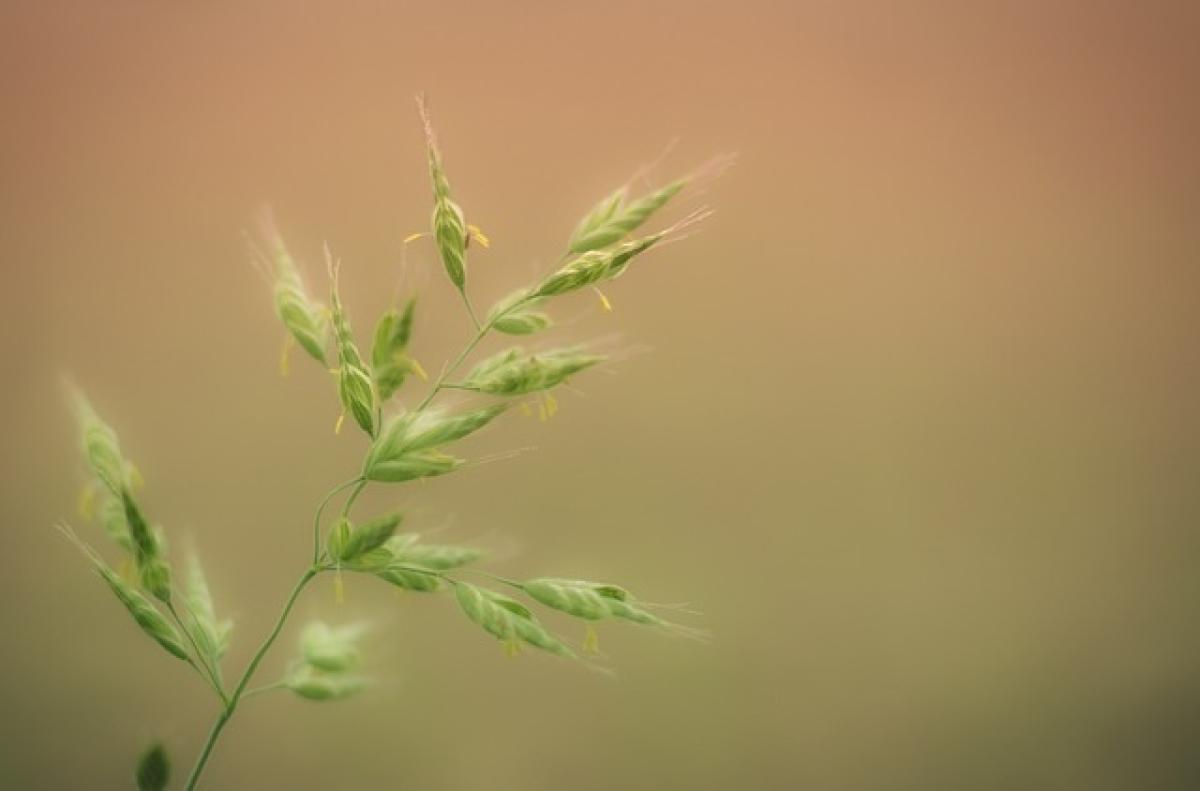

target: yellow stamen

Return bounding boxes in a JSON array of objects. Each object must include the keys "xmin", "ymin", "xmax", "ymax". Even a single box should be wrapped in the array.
[
  {"xmin": 334, "ymin": 570, "xmax": 345, "ymax": 604},
  {"xmin": 410, "ymin": 357, "xmax": 429, "ymax": 381},
  {"xmin": 77, "ymin": 483, "xmax": 96, "ymax": 521},
  {"xmin": 119, "ymin": 556, "xmax": 136, "ymax": 584},
  {"xmin": 467, "ymin": 225, "xmax": 490, "ymax": 248},
  {"xmin": 519, "ymin": 402, "xmax": 533, "ymax": 418},
  {"xmin": 538, "ymin": 402, "xmax": 548, "ymax": 422},
  {"xmin": 594, "ymin": 287, "xmax": 612, "ymax": 312},
  {"xmin": 279, "ymin": 335, "xmax": 294, "ymax": 377},
  {"xmin": 544, "ymin": 392, "xmax": 558, "ymax": 419},
  {"xmin": 504, "ymin": 638, "xmax": 521, "ymax": 657},
  {"xmin": 334, "ymin": 413, "xmax": 346, "ymax": 435},
  {"xmin": 403, "ymin": 232, "xmax": 426, "ymax": 244},
  {"xmin": 583, "ymin": 624, "xmax": 600, "ymax": 654},
  {"xmin": 128, "ymin": 464, "xmax": 145, "ymax": 490}
]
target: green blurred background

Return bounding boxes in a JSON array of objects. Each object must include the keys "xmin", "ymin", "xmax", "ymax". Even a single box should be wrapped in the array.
[{"xmin": 2, "ymin": 1, "xmax": 1198, "ymax": 789}]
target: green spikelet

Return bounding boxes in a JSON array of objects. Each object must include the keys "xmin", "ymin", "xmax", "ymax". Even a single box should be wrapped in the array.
[
  {"xmin": 327, "ymin": 251, "xmax": 377, "ymax": 437},
  {"xmin": 464, "ymin": 347, "xmax": 604, "ymax": 396},
  {"xmin": 258, "ymin": 207, "xmax": 329, "ymax": 365},
  {"xmin": 371, "ymin": 298, "xmax": 419, "ymax": 400},
  {"xmin": 417, "ymin": 95, "xmax": 469, "ymax": 292},
  {"xmin": 568, "ymin": 180, "xmax": 685, "ymax": 254}
]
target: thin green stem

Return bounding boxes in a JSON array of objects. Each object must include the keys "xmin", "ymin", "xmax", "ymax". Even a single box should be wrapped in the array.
[
  {"xmin": 184, "ymin": 567, "xmax": 319, "ymax": 790},
  {"xmin": 459, "ymin": 289, "xmax": 482, "ymax": 331},
  {"xmin": 341, "ymin": 479, "xmax": 368, "ymax": 519},
  {"xmin": 241, "ymin": 680, "xmax": 287, "ymax": 701},
  {"xmin": 312, "ymin": 478, "xmax": 363, "ymax": 564},
  {"xmin": 413, "ymin": 295, "xmax": 532, "ymax": 413}
]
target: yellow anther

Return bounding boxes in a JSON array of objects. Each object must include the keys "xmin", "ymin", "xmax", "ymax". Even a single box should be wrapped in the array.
[
  {"xmin": 403, "ymin": 232, "xmax": 426, "ymax": 244},
  {"xmin": 544, "ymin": 392, "xmax": 558, "ymax": 419},
  {"xmin": 538, "ymin": 402, "xmax": 548, "ymax": 422},
  {"xmin": 128, "ymin": 464, "xmax": 145, "ymax": 490},
  {"xmin": 467, "ymin": 225, "xmax": 490, "ymax": 248},
  {"xmin": 410, "ymin": 357, "xmax": 429, "ymax": 381},
  {"xmin": 594, "ymin": 287, "xmax": 612, "ymax": 312},
  {"xmin": 583, "ymin": 624, "xmax": 600, "ymax": 654},
  {"xmin": 334, "ymin": 570, "xmax": 345, "ymax": 604},
  {"xmin": 77, "ymin": 483, "xmax": 96, "ymax": 521},
  {"xmin": 119, "ymin": 556, "xmax": 136, "ymax": 584},
  {"xmin": 519, "ymin": 402, "xmax": 533, "ymax": 418},
  {"xmin": 334, "ymin": 413, "xmax": 346, "ymax": 435},
  {"xmin": 504, "ymin": 638, "xmax": 521, "ymax": 657},
  {"xmin": 279, "ymin": 335, "xmax": 294, "ymax": 377}
]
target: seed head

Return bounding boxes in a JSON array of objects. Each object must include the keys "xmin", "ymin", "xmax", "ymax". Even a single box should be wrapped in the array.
[
  {"xmin": 327, "ymin": 248, "xmax": 377, "ymax": 437},
  {"xmin": 371, "ymin": 298, "xmax": 419, "ymax": 400},
  {"xmin": 301, "ymin": 621, "xmax": 365, "ymax": 672},
  {"xmin": 328, "ymin": 512, "xmax": 403, "ymax": 563},
  {"xmin": 285, "ymin": 667, "xmax": 367, "ymax": 701},
  {"xmin": 69, "ymin": 388, "xmax": 127, "ymax": 495},
  {"xmin": 185, "ymin": 552, "xmax": 233, "ymax": 661},
  {"xmin": 362, "ymin": 405, "xmax": 506, "ymax": 482},
  {"xmin": 417, "ymin": 94, "xmax": 470, "ymax": 293},
  {"xmin": 568, "ymin": 179, "xmax": 685, "ymax": 254},
  {"xmin": 521, "ymin": 578, "xmax": 627, "ymax": 621},
  {"xmin": 97, "ymin": 565, "xmax": 189, "ymax": 661},
  {"xmin": 454, "ymin": 582, "xmax": 575, "ymax": 658},
  {"xmin": 256, "ymin": 207, "xmax": 329, "ymax": 366},
  {"xmin": 135, "ymin": 742, "xmax": 170, "ymax": 791},
  {"xmin": 464, "ymin": 347, "xmax": 604, "ymax": 396}
]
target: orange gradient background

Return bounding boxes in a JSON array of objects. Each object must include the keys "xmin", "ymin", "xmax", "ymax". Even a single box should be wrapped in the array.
[{"xmin": 2, "ymin": 2, "xmax": 1198, "ymax": 789}]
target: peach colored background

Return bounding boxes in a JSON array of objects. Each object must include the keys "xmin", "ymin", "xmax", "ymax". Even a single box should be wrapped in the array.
[{"xmin": 2, "ymin": 1, "xmax": 1198, "ymax": 788}]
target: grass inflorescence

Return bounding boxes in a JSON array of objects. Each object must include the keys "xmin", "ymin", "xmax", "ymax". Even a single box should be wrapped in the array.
[{"xmin": 56, "ymin": 95, "xmax": 721, "ymax": 789}]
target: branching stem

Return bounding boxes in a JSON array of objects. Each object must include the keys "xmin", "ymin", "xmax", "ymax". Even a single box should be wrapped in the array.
[{"xmin": 184, "ymin": 567, "xmax": 319, "ymax": 790}]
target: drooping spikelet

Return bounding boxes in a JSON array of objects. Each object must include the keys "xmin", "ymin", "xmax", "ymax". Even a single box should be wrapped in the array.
[{"xmin": 256, "ymin": 206, "xmax": 329, "ymax": 366}]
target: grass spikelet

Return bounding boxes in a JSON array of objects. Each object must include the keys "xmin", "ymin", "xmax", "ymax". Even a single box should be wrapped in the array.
[
  {"xmin": 184, "ymin": 552, "xmax": 233, "ymax": 662},
  {"xmin": 135, "ymin": 742, "xmax": 170, "ymax": 791},
  {"xmin": 371, "ymin": 298, "xmax": 419, "ymax": 400},
  {"xmin": 416, "ymin": 94, "xmax": 469, "ymax": 293},
  {"xmin": 68, "ymin": 386, "xmax": 127, "ymax": 496},
  {"xmin": 329, "ymin": 512, "xmax": 403, "ymax": 562},
  {"xmin": 97, "ymin": 565, "xmax": 190, "ymax": 661},
  {"xmin": 326, "ymin": 247, "xmax": 377, "ymax": 437},
  {"xmin": 362, "ymin": 405, "xmax": 506, "ymax": 482},
  {"xmin": 454, "ymin": 583, "xmax": 575, "ymax": 658},
  {"xmin": 301, "ymin": 621, "xmax": 365, "ymax": 672},
  {"xmin": 463, "ymin": 347, "xmax": 604, "ymax": 396},
  {"xmin": 256, "ymin": 206, "xmax": 329, "ymax": 366}
]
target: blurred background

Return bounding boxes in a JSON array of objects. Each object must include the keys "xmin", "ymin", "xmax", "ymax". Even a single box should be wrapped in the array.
[{"xmin": 2, "ymin": 1, "xmax": 1198, "ymax": 789}]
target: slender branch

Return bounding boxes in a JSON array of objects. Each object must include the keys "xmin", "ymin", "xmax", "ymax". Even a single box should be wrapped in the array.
[
  {"xmin": 184, "ymin": 567, "xmax": 319, "ymax": 790},
  {"xmin": 459, "ymin": 289, "xmax": 482, "ymax": 331},
  {"xmin": 413, "ymin": 295, "xmax": 532, "ymax": 413},
  {"xmin": 241, "ymin": 680, "xmax": 287, "ymax": 701},
  {"xmin": 341, "ymin": 479, "xmax": 368, "ymax": 519},
  {"xmin": 312, "ymin": 478, "xmax": 363, "ymax": 564}
]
